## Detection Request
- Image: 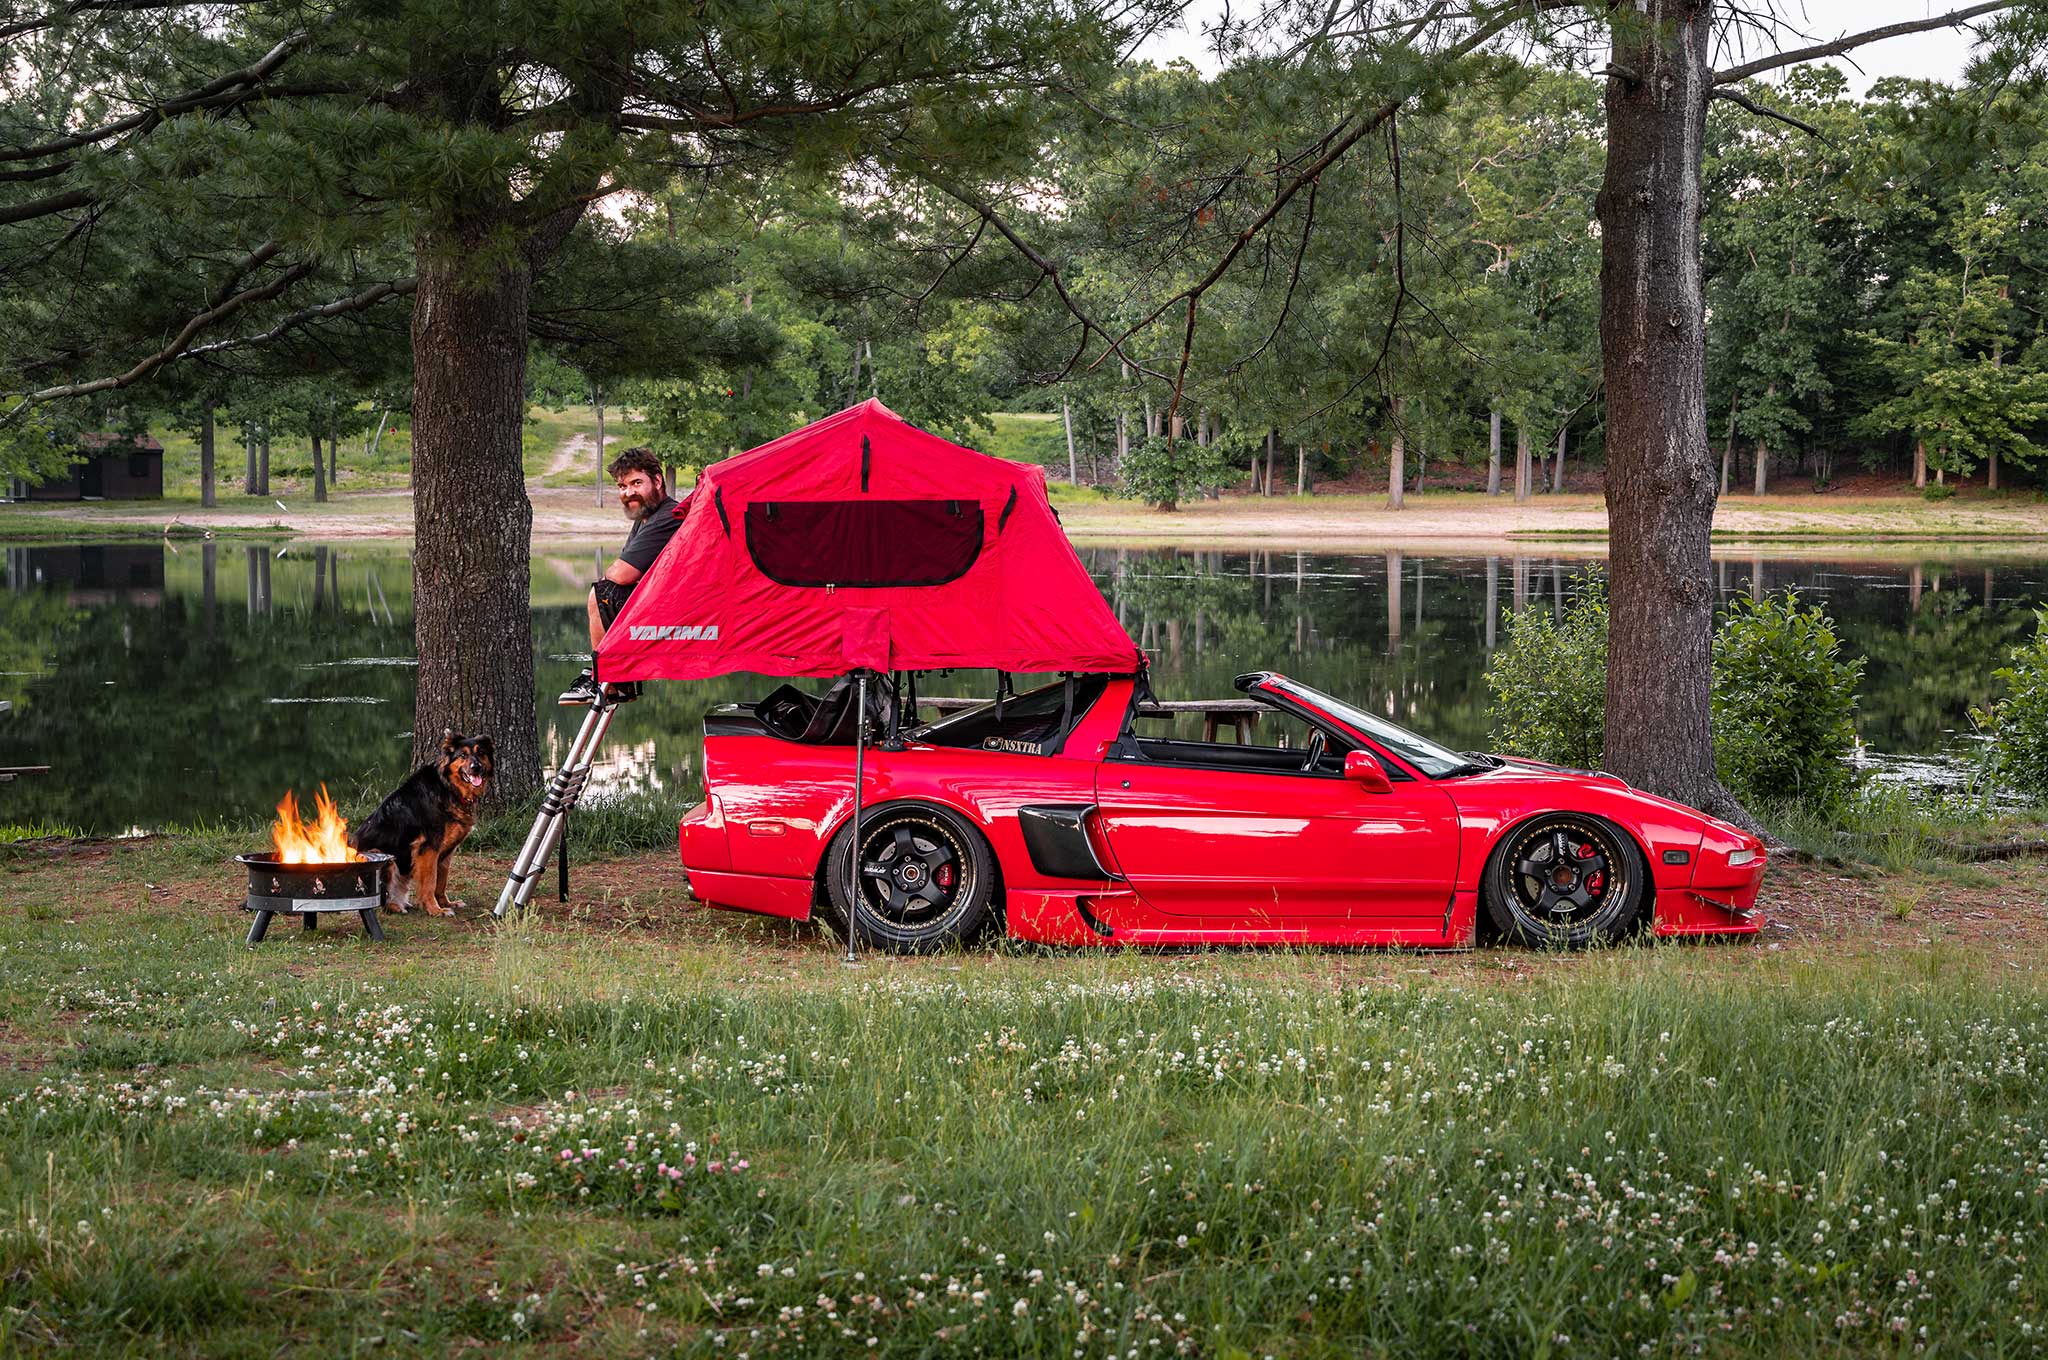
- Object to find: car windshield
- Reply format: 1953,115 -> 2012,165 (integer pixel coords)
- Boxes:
1266,677 -> 1477,778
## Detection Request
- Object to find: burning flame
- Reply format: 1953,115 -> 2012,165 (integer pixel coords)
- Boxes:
271,785 -> 359,864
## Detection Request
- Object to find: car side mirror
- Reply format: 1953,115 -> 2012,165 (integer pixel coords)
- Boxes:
1344,750 -> 1393,794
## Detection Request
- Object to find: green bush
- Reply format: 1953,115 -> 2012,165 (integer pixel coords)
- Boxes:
1974,607 -> 2048,801
1483,575 -> 1865,808
1711,592 -> 1864,811
1923,482 -> 1957,501
1482,569 -> 1608,770
1116,433 -> 1231,509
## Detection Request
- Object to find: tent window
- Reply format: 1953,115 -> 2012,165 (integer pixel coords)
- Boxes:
746,499 -> 983,588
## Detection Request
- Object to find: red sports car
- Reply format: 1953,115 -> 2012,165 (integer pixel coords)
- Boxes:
678,671 -> 1767,952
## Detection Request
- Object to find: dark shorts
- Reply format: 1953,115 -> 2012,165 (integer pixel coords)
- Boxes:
593,578 -> 635,627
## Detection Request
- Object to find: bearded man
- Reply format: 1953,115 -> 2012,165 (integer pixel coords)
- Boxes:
559,445 -> 682,704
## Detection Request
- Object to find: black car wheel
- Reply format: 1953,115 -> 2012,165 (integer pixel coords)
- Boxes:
1483,813 -> 1647,948
821,801 -> 997,954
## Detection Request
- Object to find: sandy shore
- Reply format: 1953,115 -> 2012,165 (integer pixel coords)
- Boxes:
8,481 -> 2048,551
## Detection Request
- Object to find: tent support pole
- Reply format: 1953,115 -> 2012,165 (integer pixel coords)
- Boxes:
843,669 -> 867,966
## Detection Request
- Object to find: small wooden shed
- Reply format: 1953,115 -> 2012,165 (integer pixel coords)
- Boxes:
7,432 -> 164,501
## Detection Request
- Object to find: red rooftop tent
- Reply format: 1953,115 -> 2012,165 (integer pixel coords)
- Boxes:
595,399 -> 1140,682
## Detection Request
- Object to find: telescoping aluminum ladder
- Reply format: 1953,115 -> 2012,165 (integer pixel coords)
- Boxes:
493,689 -> 631,919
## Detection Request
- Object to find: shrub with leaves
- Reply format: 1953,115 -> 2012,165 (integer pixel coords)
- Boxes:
1974,608 -> 2048,802
1116,433 -> 1232,510
1483,570 -> 1609,770
1484,574 -> 1865,809
1711,592 -> 1864,811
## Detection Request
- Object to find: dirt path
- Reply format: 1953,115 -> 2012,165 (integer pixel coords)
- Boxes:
546,431 -> 616,480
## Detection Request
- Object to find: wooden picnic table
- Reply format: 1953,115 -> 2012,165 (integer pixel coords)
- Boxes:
916,694 -> 1264,744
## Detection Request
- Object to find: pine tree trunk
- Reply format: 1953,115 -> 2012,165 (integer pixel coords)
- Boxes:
1719,392 -> 1739,496
312,430 -> 327,502
1914,440 -> 1926,489
1062,400 -> 1078,483
1388,397 -> 1405,510
1487,408 -> 1502,495
1513,425 -> 1531,502
1552,425 -> 1567,493
1296,444 -> 1306,495
1596,0 -> 1753,825
328,420 -> 338,484
258,427 -> 270,495
409,233 -> 541,799
199,399 -> 216,508
1753,436 -> 1767,496
244,426 -> 256,495
1265,429 -> 1276,495
595,390 -> 607,508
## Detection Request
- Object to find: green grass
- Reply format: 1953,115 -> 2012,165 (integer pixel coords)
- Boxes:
6,833 -> 2048,1355
1761,782 -> 2048,875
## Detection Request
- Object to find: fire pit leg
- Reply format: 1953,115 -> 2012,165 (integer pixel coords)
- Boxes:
359,908 -> 386,941
246,910 -> 274,945
303,911 -> 318,932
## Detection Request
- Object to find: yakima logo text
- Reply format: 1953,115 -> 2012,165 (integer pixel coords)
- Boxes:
627,624 -> 719,641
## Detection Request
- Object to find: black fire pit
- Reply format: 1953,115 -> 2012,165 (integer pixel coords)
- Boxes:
236,853 -> 393,944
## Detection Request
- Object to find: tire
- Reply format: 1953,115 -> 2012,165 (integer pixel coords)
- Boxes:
821,801 -> 997,954
1482,813 -> 1648,949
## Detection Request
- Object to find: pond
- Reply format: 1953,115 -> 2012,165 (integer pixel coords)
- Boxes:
1,540 -> 2036,836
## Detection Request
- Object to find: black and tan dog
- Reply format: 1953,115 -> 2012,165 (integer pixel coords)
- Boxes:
353,730 -> 495,915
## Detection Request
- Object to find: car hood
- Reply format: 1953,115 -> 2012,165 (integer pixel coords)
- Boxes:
1460,755 -> 1745,837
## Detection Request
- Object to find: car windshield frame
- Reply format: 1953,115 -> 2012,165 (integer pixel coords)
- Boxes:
1263,676 -> 1477,779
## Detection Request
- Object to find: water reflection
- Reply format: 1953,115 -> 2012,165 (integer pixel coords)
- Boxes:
1,540 -> 2040,834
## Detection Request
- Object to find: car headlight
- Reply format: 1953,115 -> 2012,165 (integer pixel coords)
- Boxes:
1726,848 -> 1757,867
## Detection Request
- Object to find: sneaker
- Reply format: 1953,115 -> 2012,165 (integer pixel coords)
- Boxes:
557,669 -> 601,706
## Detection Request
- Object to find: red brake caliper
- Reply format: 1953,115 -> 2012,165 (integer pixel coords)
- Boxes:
1577,840 -> 1602,896
936,864 -> 954,890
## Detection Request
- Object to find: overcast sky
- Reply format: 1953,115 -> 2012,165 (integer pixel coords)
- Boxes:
1136,2 -> 1994,93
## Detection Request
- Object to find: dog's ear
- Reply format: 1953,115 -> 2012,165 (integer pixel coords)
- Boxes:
474,736 -> 494,759
440,728 -> 458,755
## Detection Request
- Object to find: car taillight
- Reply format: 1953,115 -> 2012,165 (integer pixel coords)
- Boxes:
1726,848 -> 1757,867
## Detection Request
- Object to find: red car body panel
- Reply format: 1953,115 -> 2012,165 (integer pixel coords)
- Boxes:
680,673 -> 1767,947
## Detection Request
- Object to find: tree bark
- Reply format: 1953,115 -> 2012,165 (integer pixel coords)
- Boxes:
1597,0 -> 1755,826
1551,424 -> 1567,494
1296,443 -> 1306,495
1062,399 -> 1078,483
198,398 -> 216,508
1752,435 -> 1767,496
1265,429 -> 1276,495
409,229 -> 543,798
244,425 -> 256,495
1914,439 -> 1926,489
312,429 -> 327,503
258,426 -> 270,495
1513,424 -> 1532,502
328,417 -> 338,485
1487,407 -> 1502,495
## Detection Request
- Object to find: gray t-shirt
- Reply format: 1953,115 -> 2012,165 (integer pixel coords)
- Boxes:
619,495 -> 681,574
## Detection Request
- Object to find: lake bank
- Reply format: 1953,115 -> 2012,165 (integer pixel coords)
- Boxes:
7,482 -> 2048,548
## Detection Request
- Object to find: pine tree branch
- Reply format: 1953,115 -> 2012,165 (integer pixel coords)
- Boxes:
8,243 -> 311,409
1712,1 -> 2017,85
1710,87 -> 1831,142
0,31 -> 309,163
0,0 -> 259,43
0,186 -> 92,225
184,276 -> 417,357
